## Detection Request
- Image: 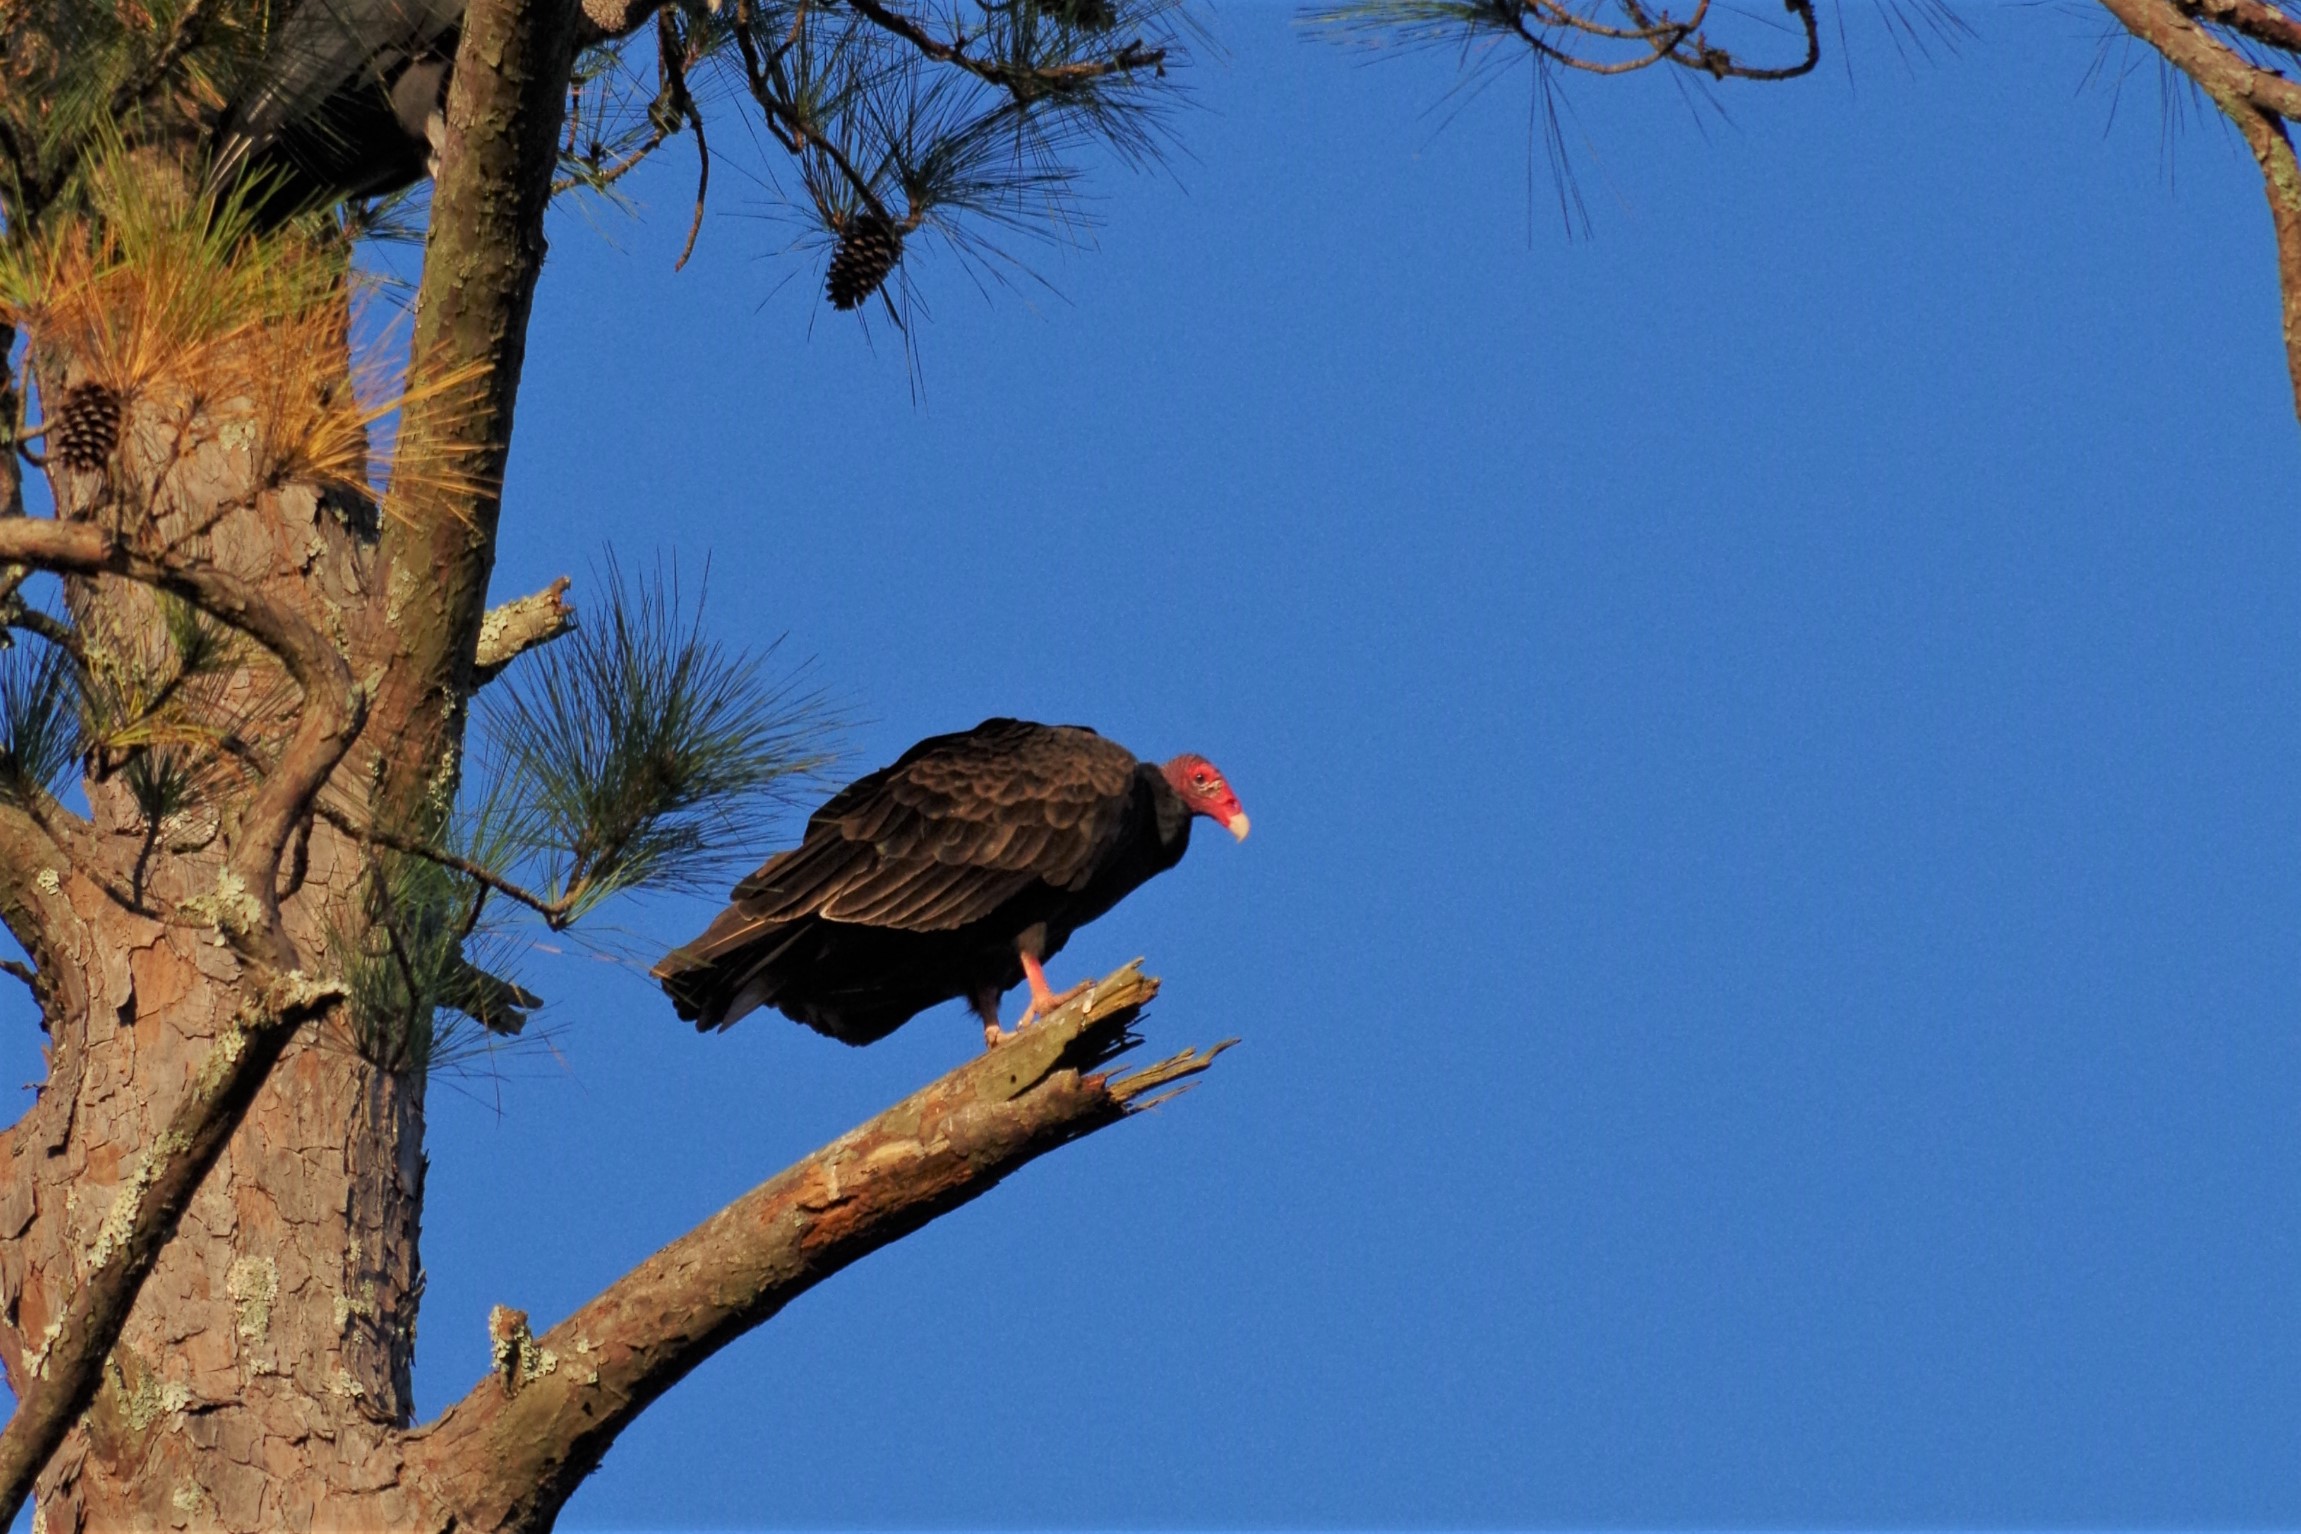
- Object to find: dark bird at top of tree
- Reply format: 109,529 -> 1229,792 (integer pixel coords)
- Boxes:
211,0 -> 467,224
652,717 -> 1250,1048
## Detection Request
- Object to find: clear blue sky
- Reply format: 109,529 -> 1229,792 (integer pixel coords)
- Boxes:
13,2 -> 2301,1526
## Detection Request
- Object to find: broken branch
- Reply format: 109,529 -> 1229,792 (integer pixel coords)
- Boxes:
408,961 -> 1227,1534
474,576 -> 577,684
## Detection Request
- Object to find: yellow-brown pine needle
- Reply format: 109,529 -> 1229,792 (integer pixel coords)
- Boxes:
0,153 -> 495,526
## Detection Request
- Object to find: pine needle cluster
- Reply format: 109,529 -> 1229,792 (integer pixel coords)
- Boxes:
0,159 -> 319,419
86,597 -> 298,870
472,557 -> 838,925
559,0 -> 1190,314
0,621 -> 83,800
337,849 -> 542,1076
313,559 -> 836,1077
0,0 -> 1189,323
0,0 -> 283,227
0,572 -> 294,919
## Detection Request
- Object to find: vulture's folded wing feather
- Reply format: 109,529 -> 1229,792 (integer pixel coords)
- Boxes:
730,826 -> 874,914
821,861 -> 1039,929
721,719 -> 1140,931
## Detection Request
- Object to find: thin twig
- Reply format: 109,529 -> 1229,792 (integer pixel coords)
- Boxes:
460,881 -> 491,941
731,8 -> 892,218
845,0 -> 1167,95
1402,0 -> 1815,81
676,112 -> 709,270
660,8 -> 710,271
0,603 -> 75,661
313,800 -> 581,929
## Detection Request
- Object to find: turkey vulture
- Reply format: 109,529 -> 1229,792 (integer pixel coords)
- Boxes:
653,718 -> 1249,1047
213,0 -> 465,224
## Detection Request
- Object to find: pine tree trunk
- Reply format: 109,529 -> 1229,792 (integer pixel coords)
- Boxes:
0,377 -> 446,1530
0,9 -> 584,1515
5,941 -> 431,1530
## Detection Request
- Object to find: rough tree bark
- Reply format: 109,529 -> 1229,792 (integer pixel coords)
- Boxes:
0,0 -> 1234,1526
0,424 -> 414,1530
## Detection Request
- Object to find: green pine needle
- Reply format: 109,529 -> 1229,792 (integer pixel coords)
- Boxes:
0,630 -> 82,800
336,849 -> 543,1076
476,555 -> 839,920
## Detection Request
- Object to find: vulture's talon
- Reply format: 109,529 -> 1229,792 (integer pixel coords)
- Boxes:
1017,952 -> 1091,1029
1019,981 -> 1090,1029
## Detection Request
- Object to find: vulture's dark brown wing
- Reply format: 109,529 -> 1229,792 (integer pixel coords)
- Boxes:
670,720 -> 1138,971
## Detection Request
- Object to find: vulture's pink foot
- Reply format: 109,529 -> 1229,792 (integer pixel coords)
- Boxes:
1015,953 -> 1088,1029
1017,983 -> 1089,1029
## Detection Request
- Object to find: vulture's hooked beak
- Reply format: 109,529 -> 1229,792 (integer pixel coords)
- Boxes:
1224,812 -> 1251,842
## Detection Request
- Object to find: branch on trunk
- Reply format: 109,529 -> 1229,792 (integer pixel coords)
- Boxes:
408,961 -> 1233,1533
2181,0 -> 2301,54
367,0 -> 584,839
0,522 -> 326,674
0,967 -> 346,1531
0,601 -> 83,661
0,517 -> 366,960
474,576 -> 576,685
312,798 -> 583,929
2100,0 -> 2301,423
0,797 -> 87,1007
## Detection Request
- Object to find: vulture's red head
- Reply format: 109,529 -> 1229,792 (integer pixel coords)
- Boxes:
1163,754 -> 1250,842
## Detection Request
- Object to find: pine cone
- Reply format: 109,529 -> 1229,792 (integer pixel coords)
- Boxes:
49,381 -> 123,472
826,213 -> 902,311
